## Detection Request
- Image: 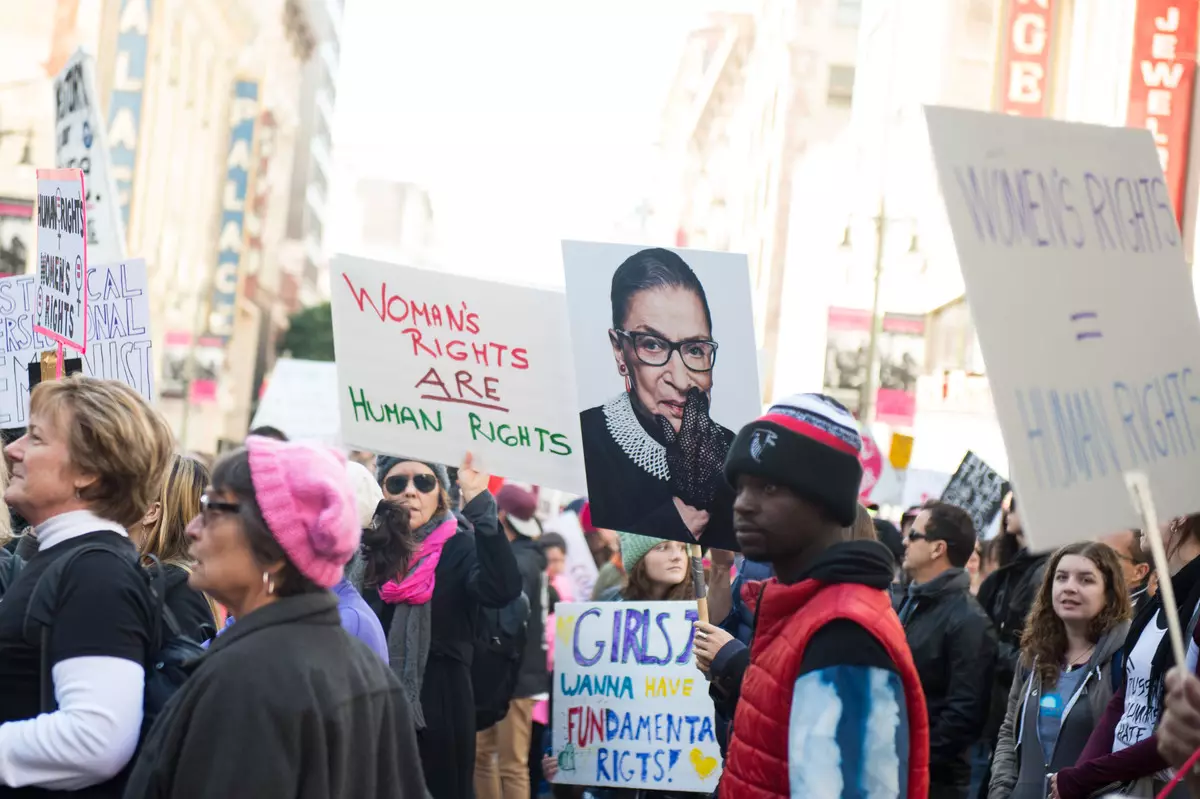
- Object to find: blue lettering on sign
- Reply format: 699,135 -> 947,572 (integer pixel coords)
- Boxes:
951,165 -> 1177,252
1014,368 -> 1200,491
107,0 -> 152,229
595,748 -> 683,785
206,80 -> 259,340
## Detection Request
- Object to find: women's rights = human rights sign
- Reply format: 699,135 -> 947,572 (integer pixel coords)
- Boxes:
330,255 -> 587,493
551,601 -> 722,794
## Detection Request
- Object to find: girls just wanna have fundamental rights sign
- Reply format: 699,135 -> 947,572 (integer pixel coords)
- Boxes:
551,601 -> 722,793
329,255 -> 587,493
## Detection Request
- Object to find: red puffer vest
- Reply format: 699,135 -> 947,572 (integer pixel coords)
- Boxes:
720,577 -> 930,799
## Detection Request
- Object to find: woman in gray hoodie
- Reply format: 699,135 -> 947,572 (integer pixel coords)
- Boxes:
988,541 -> 1132,799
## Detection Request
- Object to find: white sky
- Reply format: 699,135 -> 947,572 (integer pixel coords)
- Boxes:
328,0 -> 742,287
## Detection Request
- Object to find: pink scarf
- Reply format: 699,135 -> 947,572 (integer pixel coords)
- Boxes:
380,516 -> 457,605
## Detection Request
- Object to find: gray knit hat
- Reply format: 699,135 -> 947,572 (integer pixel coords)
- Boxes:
375,455 -> 451,493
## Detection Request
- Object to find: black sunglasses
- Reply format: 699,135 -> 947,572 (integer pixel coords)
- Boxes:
907,531 -> 929,543
385,474 -> 439,496
200,492 -> 240,523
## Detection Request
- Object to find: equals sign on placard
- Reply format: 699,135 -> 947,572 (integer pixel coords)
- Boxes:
1070,311 -> 1102,341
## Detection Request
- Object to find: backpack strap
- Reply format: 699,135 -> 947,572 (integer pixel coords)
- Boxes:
24,541 -> 138,713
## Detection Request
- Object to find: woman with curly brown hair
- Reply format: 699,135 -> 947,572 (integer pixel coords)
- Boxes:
1054,515 -> 1200,799
988,541 -> 1131,799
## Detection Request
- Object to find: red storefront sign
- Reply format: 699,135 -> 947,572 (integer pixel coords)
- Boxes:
1126,0 -> 1198,226
996,0 -> 1058,116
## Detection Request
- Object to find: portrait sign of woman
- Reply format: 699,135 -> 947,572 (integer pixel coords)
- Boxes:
574,247 -> 741,550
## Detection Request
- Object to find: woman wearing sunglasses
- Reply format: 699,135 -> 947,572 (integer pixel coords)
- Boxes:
372,453 -> 522,799
124,437 -> 429,798
578,248 -> 737,550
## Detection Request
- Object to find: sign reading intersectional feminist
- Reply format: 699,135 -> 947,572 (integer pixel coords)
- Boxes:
925,106 -> 1200,550
551,601 -> 721,793
329,255 -> 588,492
54,49 -> 126,265
35,168 -> 88,352
0,259 -> 153,427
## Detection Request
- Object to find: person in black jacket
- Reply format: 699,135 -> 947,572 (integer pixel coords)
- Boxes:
371,454 -> 522,799
896,501 -> 997,799
973,492 -> 1049,797
475,484 -> 546,799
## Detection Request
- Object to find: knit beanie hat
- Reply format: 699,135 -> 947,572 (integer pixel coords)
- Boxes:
246,436 -> 361,589
345,460 -> 383,529
724,393 -> 863,527
618,532 -> 666,575
375,455 -> 451,493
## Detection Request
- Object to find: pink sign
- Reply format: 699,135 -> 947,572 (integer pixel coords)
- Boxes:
859,431 -> 883,500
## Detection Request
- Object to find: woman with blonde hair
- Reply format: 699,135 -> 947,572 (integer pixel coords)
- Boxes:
128,453 -> 221,641
0,375 -> 174,796
987,541 -> 1132,799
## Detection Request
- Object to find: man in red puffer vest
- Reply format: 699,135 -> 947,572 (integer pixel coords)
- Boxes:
714,394 -> 930,799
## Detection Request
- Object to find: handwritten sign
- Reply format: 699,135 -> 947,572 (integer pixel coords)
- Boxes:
940,451 -> 1007,537
330,255 -> 587,492
925,106 -> 1200,549
251,358 -> 341,445
0,259 -> 152,428
552,601 -> 721,793
54,49 -> 126,265
35,168 -> 88,352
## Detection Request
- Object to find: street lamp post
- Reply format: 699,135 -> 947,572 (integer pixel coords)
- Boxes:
859,194 -> 887,423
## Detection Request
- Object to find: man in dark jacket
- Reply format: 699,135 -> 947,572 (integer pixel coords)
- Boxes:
897,501 -> 997,799
475,485 -> 547,799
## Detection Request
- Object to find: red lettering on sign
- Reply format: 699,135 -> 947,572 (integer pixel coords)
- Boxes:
995,0 -> 1057,117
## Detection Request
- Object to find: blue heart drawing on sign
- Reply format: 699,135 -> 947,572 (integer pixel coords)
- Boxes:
82,121 -> 93,149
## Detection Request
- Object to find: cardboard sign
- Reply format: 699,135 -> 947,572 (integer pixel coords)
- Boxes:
542,511 -> 599,603
330,255 -> 587,492
551,601 -> 721,793
54,50 -> 126,265
925,106 -> 1200,549
35,168 -> 89,352
0,259 -> 152,427
940,451 -> 1008,537
251,358 -> 341,446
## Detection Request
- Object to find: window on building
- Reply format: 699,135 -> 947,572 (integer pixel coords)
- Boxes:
835,0 -> 862,27
827,65 -> 856,107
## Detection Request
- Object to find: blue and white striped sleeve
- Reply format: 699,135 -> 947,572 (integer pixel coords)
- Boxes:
788,623 -> 910,798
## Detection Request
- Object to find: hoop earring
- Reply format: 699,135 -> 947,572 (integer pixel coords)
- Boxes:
262,571 -> 275,596
624,375 -> 632,392
619,364 -> 631,393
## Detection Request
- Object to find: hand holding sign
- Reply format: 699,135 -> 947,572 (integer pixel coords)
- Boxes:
457,451 -> 490,504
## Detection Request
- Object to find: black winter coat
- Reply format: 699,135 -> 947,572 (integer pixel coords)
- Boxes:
124,592 -> 429,798
894,568 -> 997,790
510,535 -> 549,698
976,548 -> 1050,743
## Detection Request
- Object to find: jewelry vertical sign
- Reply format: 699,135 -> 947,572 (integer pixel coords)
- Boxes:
34,168 -> 89,377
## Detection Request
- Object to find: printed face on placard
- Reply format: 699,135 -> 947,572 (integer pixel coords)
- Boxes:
562,242 -> 761,552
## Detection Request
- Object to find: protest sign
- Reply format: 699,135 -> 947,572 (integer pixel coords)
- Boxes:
542,511 -> 599,602
35,168 -> 88,353
940,451 -> 1007,537
54,50 -> 126,266
251,358 -> 341,446
562,241 -> 760,551
859,429 -> 884,501
925,106 -> 1200,549
330,255 -> 587,492
901,468 -> 952,510
0,259 -> 152,427
552,601 -> 721,793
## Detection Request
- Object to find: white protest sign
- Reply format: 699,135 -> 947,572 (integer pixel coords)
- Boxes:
542,511 -> 599,602
54,50 -> 126,266
251,358 -> 341,445
330,255 -> 587,492
0,259 -> 152,428
925,106 -> 1200,550
35,168 -> 88,352
552,601 -> 721,793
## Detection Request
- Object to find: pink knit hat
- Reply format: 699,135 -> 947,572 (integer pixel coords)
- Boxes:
245,436 -> 360,589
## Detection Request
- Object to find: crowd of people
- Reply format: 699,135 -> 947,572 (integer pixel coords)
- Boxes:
0,376 -> 1198,798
